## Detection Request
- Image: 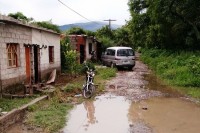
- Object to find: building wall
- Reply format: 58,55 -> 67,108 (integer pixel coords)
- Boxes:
85,38 -> 97,60
32,29 -> 61,79
0,23 -> 32,89
0,22 -> 60,91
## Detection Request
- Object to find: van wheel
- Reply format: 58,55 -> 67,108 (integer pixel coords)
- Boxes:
111,63 -> 116,68
128,66 -> 133,71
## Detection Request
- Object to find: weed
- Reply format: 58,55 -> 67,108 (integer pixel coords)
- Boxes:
0,98 -> 34,112
141,48 -> 200,98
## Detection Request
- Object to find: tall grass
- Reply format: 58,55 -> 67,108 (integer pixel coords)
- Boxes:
141,49 -> 200,98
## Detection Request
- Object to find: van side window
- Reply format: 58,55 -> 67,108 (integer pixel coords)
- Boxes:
110,49 -> 115,56
117,49 -> 134,56
106,49 -> 115,56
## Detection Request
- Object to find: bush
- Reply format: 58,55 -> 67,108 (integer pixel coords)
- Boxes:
141,49 -> 200,87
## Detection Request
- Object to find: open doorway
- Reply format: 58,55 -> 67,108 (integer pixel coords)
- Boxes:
80,45 -> 85,64
33,45 -> 41,83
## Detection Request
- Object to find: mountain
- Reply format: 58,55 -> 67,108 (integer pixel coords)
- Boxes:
59,21 -> 122,32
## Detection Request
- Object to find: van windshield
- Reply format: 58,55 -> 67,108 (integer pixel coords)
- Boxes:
117,49 -> 134,56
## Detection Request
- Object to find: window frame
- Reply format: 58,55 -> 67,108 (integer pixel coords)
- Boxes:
7,43 -> 19,68
49,46 -> 54,63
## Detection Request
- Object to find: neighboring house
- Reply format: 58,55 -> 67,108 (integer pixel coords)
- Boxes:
68,35 -> 101,63
0,15 -> 61,92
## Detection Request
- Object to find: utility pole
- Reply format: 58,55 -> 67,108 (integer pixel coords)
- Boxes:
104,19 -> 116,30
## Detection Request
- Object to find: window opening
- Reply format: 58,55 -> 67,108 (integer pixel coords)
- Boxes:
49,46 -> 54,63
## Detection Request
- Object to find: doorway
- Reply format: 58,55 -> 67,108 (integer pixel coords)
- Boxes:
33,45 -> 41,83
80,45 -> 85,64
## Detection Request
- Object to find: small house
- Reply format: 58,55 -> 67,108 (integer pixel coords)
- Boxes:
68,35 -> 101,63
0,15 -> 61,93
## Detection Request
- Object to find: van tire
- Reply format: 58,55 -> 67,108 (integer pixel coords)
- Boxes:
111,63 -> 116,68
128,67 -> 133,71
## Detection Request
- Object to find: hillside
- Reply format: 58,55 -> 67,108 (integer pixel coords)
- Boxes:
59,21 -> 121,31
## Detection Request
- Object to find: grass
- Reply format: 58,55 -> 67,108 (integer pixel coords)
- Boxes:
26,97 -> 73,133
140,48 -> 200,99
0,97 -> 34,112
94,67 -> 117,92
24,66 -> 117,133
62,67 -> 117,93
0,66 -> 117,133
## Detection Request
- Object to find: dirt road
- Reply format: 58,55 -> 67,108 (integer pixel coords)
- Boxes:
63,60 -> 200,133
6,59 -> 200,133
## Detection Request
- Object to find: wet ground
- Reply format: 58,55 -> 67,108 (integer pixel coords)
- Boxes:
5,60 -> 200,133
63,60 -> 200,133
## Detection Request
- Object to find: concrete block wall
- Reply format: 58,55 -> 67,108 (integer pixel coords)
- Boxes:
0,15 -> 61,90
32,29 -> 61,77
0,24 -> 32,89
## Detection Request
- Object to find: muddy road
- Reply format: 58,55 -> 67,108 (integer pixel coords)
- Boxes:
63,60 -> 200,133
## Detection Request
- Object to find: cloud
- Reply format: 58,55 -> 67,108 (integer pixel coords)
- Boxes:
0,0 -> 130,25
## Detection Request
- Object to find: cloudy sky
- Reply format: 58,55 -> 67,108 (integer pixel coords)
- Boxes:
0,0 -> 131,26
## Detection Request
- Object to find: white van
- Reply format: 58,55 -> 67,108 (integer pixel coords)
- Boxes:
101,46 -> 135,70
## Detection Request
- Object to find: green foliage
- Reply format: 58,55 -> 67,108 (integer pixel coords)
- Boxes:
36,21 -> 61,33
8,12 -> 33,22
113,26 -> 132,47
96,67 -> 117,80
96,26 -> 114,39
62,83 -> 81,93
141,49 -> 200,87
60,37 -> 71,71
26,99 -> 72,133
8,12 -> 60,33
0,98 -> 33,112
67,27 -> 86,35
127,0 -> 200,49
64,50 -> 82,75
95,26 -> 117,51
98,36 -> 115,51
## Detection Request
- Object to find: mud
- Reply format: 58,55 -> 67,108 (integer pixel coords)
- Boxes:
63,94 -> 200,133
6,59 -> 200,133
64,60 -> 200,133
129,97 -> 200,133
105,61 -> 163,102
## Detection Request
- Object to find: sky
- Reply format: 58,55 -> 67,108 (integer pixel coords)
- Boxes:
0,0 -> 131,26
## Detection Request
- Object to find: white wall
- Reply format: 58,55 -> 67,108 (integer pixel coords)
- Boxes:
32,29 -> 60,71
85,38 -> 96,60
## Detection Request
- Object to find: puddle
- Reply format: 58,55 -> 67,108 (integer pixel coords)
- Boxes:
129,97 -> 200,133
63,94 -> 140,133
63,94 -> 200,133
144,74 -> 183,97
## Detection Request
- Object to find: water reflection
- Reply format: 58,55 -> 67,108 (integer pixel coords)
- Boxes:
63,94 -> 131,133
83,100 -> 97,130
128,97 -> 200,133
63,93 -> 200,133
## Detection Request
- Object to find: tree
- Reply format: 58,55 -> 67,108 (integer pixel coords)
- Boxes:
169,0 -> 200,45
8,12 -> 33,22
113,26 -> 132,47
127,0 -> 200,50
67,27 -> 86,35
36,21 -> 61,33
96,26 -> 114,39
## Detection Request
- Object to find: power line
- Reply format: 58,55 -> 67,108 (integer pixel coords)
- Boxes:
58,0 -> 105,26
58,0 -> 92,22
